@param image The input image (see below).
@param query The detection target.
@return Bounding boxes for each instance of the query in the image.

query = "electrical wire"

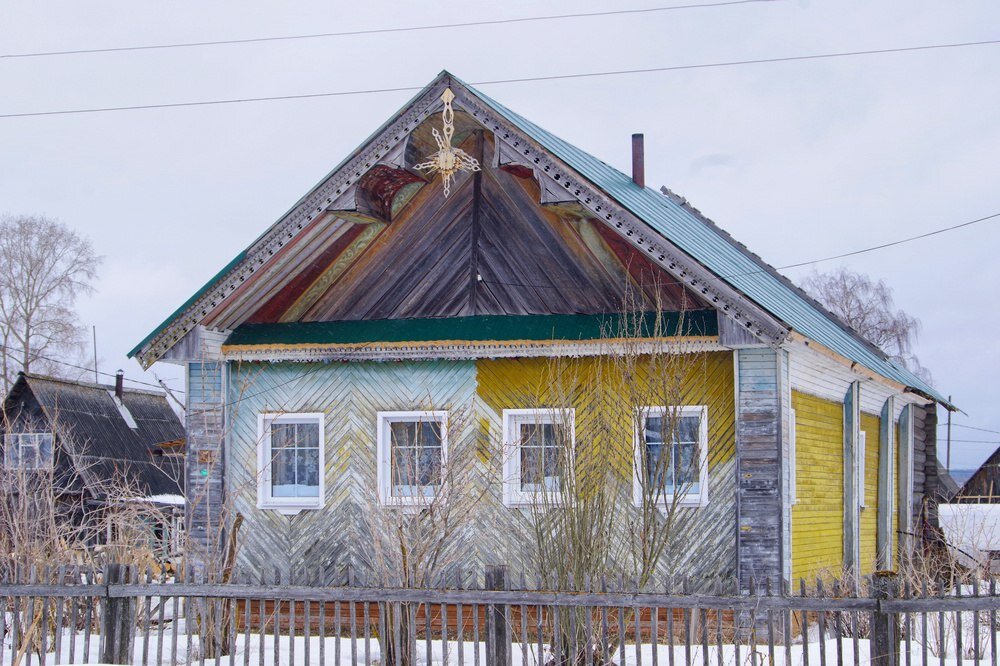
[1,0,779,60]
[0,343,183,393]
[3,37,999,119]
[481,210,1000,292]
[940,423,1000,435]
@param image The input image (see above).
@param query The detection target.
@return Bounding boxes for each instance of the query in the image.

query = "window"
[502,408,574,506]
[257,413,324,511]
[858,430,867,509]
[633,406,708,507]
[4,433,54,470]
[789,408,797,504]
[377,411,448,505]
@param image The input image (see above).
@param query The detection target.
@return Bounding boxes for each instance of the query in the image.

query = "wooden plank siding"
[224,352,738,583]
[735,348,782,591]
[790,391,844,580]
[186,361,226,569]
[476,352,737,583]
[858,412,881,575]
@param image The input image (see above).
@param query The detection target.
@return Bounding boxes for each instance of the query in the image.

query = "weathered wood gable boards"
[226,353,737,582]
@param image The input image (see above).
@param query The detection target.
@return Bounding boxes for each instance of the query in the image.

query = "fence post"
[486,565,509,666]
[871,571,899,666]
[101,563,135,665]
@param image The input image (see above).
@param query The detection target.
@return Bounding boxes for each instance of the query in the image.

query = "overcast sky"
[2,0,997,468]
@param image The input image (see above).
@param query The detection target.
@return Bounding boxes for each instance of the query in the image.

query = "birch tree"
[802,267,931,383]
[0,215,102,392]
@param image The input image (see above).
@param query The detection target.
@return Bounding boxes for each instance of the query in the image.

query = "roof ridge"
[22,372,167,398]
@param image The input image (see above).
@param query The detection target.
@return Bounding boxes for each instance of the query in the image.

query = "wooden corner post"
[843,381,860,578]
[877,397,896,570]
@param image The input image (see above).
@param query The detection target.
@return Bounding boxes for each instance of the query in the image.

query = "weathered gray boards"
[185,361,225,567]
[735,348,784,591]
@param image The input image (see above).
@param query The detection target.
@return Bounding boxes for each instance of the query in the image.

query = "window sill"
[634,497,708,510]
[258,502,323,515]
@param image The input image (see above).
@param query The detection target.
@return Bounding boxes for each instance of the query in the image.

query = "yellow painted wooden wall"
[792,397,902,580]
[790,391,844,580]
[859,412,881,574]
[475,351,736,477]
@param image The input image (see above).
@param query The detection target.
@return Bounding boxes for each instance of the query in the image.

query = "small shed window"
[4,433,54,470]
[257,413,324,512]
[502,408,574,507]
[377,411,448,505]
[633,406,708,507]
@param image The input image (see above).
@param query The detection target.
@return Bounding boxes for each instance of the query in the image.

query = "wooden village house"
[129,72,953,590]
[0,372,185,555]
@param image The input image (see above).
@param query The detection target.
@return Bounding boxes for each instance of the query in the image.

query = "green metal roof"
[451,74,949,407]
[225,311,718,347]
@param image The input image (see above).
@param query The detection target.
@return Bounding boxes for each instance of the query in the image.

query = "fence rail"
[0,564,998,665]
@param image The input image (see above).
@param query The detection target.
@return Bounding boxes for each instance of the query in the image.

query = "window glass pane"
[520,443,542,491]
[296,448,320,497]
[643,412,701,496]
[674,440,697,487]
[389,419,443,497]
[299,422,320,449]
[37,434,52,467]
[676,415,700,443]
[270,448,297,497]
[271,423,295,449]
[418,444,441,489]
[518,421,563,492]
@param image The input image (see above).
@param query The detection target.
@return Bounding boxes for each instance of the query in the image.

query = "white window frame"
[4,432,54,470]
[633,405,709,508]
[256,412,325,513]
[789,408,797,504]
[502,408,575,507]
[858,430,867,509]
[377,410,449,506]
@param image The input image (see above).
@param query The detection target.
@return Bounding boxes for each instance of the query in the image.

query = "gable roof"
[129,70,948,407]
[952,446,1000,503]
[3,373,185,498]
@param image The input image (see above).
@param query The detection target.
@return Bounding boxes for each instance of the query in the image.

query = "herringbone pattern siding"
[227,353,737,585]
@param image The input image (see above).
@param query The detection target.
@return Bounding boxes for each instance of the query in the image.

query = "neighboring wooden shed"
[1,372,185,552]
[952,447,1000,503]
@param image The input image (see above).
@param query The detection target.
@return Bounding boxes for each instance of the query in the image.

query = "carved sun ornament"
[413,88,481,197]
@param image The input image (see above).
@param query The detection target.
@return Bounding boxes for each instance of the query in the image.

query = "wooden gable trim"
[133,77,452,368]
[134,74,788,368]
[448,85,790,350]
[221,336,724,363]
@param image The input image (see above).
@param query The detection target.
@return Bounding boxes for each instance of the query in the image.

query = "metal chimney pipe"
[631,133,645,188]
[114,370,124,400]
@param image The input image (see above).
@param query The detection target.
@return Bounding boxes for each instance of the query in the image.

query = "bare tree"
[0,214,102,393]
[802,267,931,383]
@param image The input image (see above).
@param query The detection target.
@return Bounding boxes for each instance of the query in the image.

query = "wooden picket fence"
[1,563,1000,665]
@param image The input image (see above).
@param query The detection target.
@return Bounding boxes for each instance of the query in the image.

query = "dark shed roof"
[3,373,184,498]
[952,446,1000,503]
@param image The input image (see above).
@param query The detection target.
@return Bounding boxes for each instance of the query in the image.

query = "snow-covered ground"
[1,626,997,666]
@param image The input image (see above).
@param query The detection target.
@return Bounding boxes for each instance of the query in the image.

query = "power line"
[1,0,778,60]
[778,212,1000,270]
[940,423,1000,435]
[945,439,1000,445]
[3,37,999,119]
[0,343,183,394]
[482,209,1000,292]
